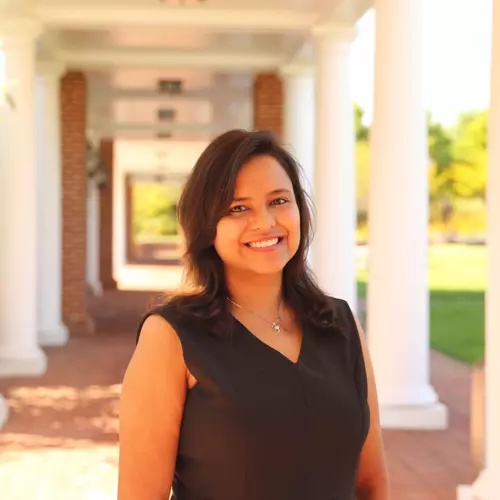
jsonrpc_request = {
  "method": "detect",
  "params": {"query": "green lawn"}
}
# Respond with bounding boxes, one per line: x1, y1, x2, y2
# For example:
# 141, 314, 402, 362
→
357, 244, 486, 365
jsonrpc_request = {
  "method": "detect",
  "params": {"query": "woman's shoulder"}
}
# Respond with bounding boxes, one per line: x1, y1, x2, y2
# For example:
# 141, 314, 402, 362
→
137, 300, 188, 345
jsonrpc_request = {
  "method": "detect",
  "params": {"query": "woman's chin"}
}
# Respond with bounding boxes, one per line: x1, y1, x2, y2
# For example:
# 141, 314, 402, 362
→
242, 260, 289, 277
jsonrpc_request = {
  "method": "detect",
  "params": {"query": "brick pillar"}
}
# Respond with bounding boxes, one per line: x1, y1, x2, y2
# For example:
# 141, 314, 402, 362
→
99, 138, 117, 289
253, 73, 283, 138
60, 71, 95, 336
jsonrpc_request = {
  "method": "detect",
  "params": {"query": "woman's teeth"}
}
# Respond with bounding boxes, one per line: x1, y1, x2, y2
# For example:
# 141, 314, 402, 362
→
247, 238, 280, 248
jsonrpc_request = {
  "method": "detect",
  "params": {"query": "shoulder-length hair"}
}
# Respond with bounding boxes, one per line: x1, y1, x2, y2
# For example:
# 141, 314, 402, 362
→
166, 129, 340, 337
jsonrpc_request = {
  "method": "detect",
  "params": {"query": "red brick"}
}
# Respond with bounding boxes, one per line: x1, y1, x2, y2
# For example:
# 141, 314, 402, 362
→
99, 139, 117, 290
61, 71, 95, 336
253, 73, 283, 138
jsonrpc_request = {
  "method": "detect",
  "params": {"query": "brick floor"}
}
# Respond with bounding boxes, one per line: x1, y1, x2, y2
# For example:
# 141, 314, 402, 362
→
0, 290, 476, 499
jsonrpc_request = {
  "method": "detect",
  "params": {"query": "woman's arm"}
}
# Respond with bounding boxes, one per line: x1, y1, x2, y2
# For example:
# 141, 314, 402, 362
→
354, 315, 390, 500
118, 314, 188, 500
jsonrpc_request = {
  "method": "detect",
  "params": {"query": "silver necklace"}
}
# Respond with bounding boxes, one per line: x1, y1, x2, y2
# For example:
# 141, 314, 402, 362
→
227, 298, 282, 334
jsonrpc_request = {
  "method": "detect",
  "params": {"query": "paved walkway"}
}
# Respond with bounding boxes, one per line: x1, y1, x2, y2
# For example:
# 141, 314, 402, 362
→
0, 290, 476, 499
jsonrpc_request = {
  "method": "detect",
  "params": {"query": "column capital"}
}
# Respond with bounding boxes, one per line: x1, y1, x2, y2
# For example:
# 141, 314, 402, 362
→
310, 23, 358, 43
0, 16, 43, 41
279, 64, 315, 78
0, 16, 42, 44
36, 60, 67, 80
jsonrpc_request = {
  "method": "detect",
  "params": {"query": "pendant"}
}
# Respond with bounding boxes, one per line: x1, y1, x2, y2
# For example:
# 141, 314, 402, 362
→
271, 322, 281, 334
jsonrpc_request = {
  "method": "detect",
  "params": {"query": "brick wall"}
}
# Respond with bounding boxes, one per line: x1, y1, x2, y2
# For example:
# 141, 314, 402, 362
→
99, 138, 117, 289
60, 71, 95, 336
253, 73, 283, 138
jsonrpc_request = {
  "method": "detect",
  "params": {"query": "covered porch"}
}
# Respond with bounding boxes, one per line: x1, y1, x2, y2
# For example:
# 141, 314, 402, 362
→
1, 0, 499, 497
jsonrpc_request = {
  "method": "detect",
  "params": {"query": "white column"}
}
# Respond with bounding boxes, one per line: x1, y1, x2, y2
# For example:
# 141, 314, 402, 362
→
458, 0, 500, 497
87, 178, 103, 296
367, 0, 447, 429
0, 394, 8, 429
280, 65, 315, 266
35, 62, 69, 346
280, 66, 315, 197
311, 25, 357, 313
112, 158, 127, 284
0, 18, 47, 376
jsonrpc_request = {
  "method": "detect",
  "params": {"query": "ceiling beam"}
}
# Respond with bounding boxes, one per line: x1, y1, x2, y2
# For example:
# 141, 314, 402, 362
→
88, 86, 249, 102
88, 121, 224, 135
35, 5, 317, 33
61, 48, 287, 71
324, 0, 373, 24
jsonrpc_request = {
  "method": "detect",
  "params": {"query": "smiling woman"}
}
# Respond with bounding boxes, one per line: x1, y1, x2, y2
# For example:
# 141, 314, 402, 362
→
214, 156, 301, 277
118, 129, 389, 500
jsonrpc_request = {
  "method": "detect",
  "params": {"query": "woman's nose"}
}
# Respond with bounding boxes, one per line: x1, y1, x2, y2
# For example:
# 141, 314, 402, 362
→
249, 206, 276, 231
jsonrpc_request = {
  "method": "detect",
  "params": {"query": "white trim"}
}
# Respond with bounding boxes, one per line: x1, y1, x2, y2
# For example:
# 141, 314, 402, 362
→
0, 17, 42, 41
311, 22, 358, 41
88, 121, 226, 136
279, 64, 315, 77
380, 403, 448, 430
60, 48, 286, 71
0, 348, 47, 377
89, 87, 249, 102
35, 5, 317, 32
39, 324, 69, 347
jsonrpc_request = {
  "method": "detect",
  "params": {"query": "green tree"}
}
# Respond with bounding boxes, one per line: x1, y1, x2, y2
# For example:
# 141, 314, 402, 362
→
428, 113, 454, 176
427, 113, 456, 225
451, 110, 488, 198
133, 182, 181, 240
354, 103, 370, 141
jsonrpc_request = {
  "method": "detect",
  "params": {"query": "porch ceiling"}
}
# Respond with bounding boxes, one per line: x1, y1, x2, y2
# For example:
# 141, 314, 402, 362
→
32, 0, 372, 139
36, 0, 372, 65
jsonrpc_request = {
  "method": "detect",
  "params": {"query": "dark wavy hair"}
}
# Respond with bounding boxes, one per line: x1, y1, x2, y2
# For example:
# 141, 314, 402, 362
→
166, 129, 340, 337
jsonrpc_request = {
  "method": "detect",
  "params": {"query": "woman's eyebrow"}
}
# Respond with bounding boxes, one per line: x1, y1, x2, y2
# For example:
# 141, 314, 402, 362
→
232, 188, 292, 202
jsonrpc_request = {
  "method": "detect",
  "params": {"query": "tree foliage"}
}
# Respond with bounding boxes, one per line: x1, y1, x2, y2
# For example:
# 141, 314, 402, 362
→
133, 182, 181, 240
354, 103, 370, 141
355, 105, 488, 234
428, 111, 488, 201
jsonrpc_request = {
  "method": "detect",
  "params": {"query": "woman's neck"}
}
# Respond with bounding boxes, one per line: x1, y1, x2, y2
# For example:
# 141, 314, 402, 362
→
225, 268, 283, 316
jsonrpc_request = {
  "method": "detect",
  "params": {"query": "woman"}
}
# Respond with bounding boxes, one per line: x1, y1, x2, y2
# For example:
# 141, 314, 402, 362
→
118, 129, 389, 499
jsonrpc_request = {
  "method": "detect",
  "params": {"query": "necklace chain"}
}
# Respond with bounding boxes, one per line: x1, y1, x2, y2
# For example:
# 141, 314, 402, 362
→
227, 298, 282, 334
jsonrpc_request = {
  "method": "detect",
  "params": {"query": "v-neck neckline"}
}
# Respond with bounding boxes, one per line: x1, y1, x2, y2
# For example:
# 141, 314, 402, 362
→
231, 315, 305, 366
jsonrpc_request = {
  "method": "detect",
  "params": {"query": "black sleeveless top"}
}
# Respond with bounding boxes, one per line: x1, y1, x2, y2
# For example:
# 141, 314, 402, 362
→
138, 297, 369, 500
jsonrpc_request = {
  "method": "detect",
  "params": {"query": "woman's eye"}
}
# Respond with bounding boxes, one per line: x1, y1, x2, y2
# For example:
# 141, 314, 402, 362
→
271, 197, 289, 206
229, 205, 246, 213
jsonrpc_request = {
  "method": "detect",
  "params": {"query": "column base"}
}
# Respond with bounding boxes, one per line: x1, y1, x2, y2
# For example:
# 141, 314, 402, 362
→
0, 347, 47, 377
101, 275, 117, 290
65, 314, 96, 337
39, 323, 69, 347
87, 281, 103, 297
0, 394, 8, 429
380, 401, 448, 430
458, 468, 500, 500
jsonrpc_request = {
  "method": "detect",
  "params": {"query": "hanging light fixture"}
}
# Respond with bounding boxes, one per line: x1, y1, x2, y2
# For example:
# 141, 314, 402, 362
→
86, 140, 109, 190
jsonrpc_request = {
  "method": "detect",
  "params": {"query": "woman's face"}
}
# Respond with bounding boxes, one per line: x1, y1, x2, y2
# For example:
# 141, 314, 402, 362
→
214, 155, 301, 276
